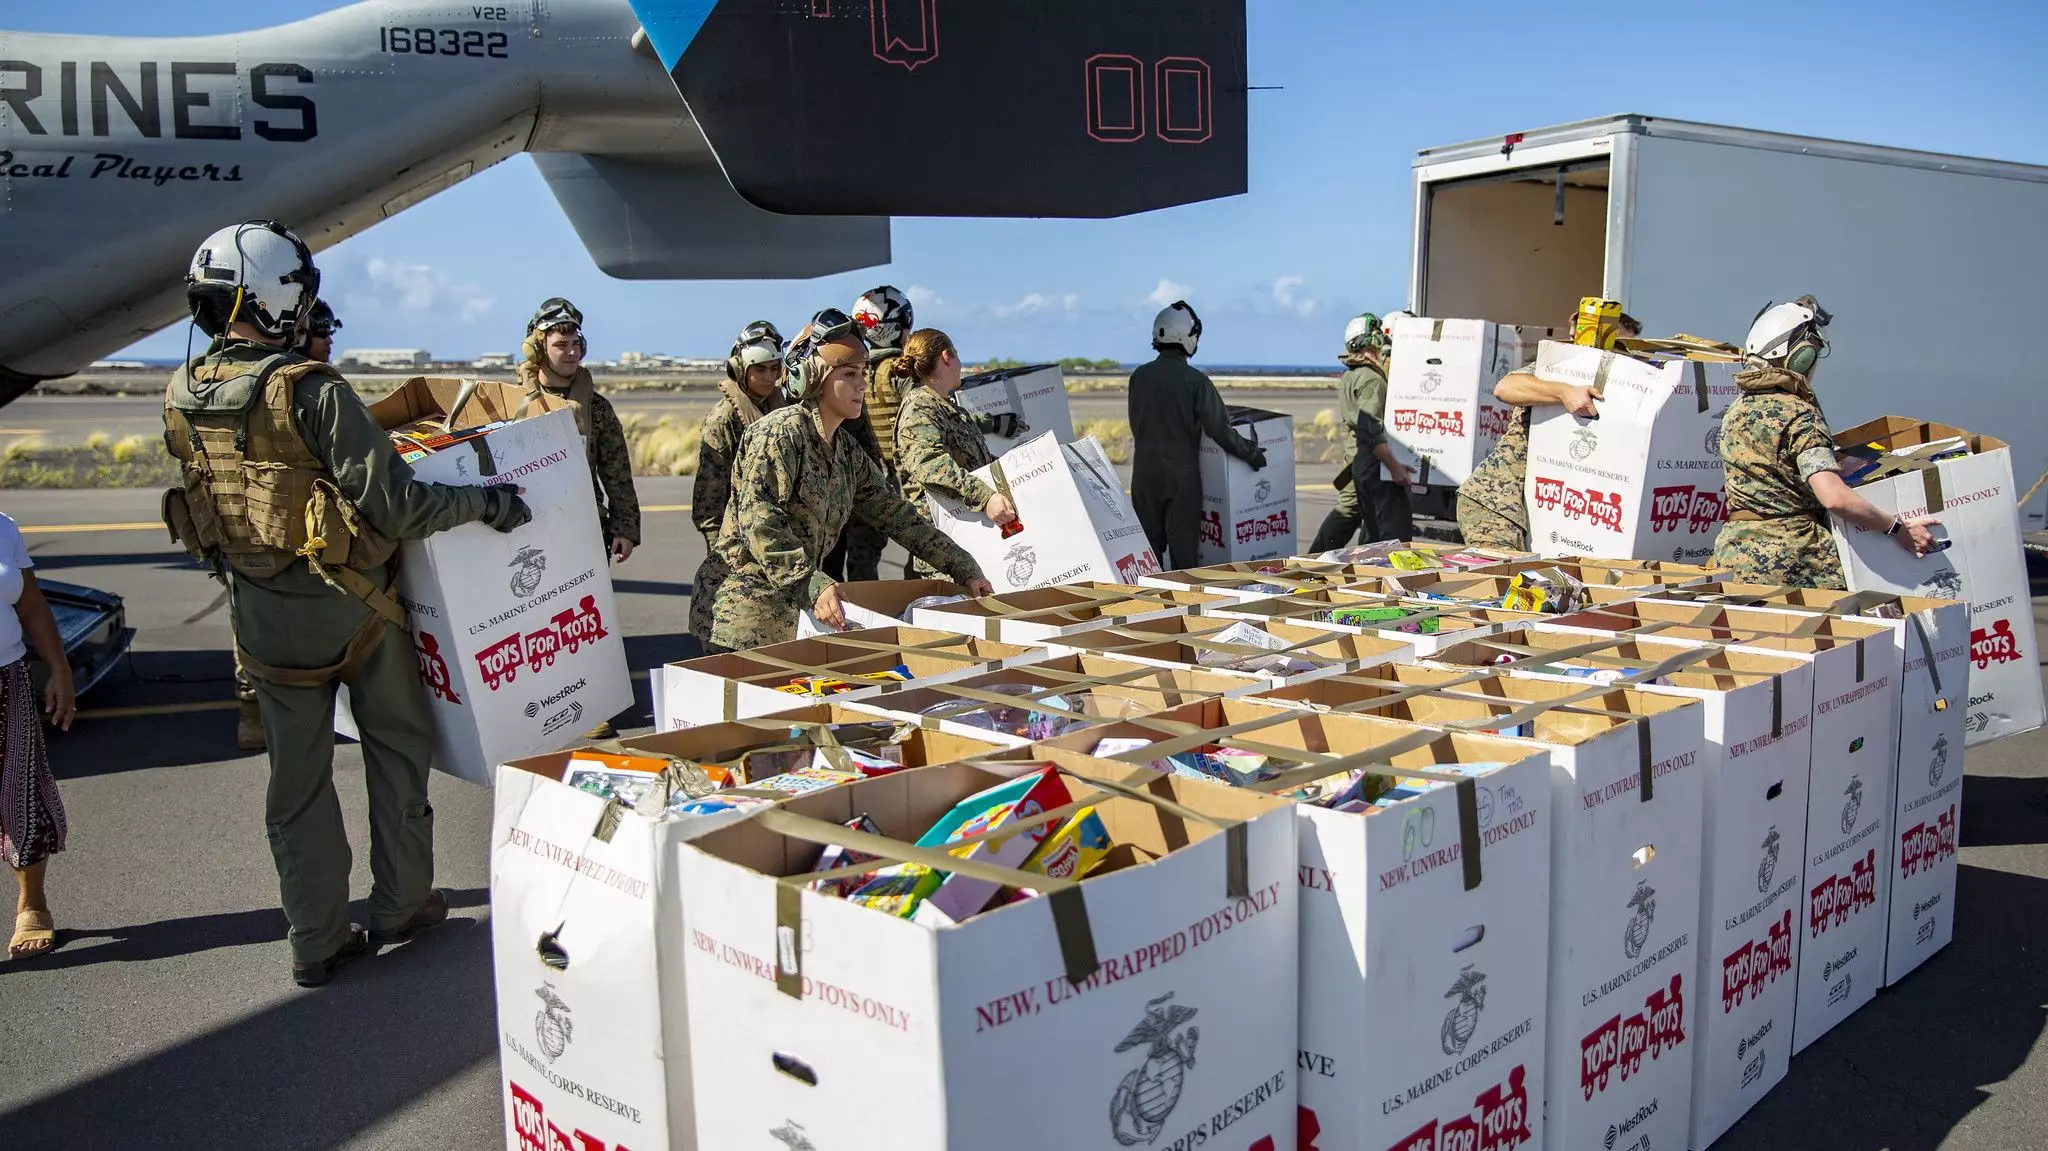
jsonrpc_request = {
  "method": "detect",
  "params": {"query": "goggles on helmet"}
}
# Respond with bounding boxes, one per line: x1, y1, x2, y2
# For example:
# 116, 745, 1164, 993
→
528, 297, 584, 335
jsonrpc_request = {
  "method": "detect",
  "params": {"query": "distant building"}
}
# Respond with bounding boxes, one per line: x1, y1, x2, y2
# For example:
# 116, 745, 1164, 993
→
88, 360, 149, 370
340, 348, 432, 370
472, 352, 516, 371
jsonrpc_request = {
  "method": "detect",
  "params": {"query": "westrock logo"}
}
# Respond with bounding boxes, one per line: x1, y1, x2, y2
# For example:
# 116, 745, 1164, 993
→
1004, 542, 1039, 587
1109, 992, 1200, 1146
770, 1121, 818, 1150
1569, 428, 1599, 462
1624, 881, 1657, 960
1929, 734, 1950, 787
1840, 777, 1864, 836
1441, 966, 1488, 1056
508, 545, 548, 597
1757, 827, 1782, 894
534, 985, 573, 1061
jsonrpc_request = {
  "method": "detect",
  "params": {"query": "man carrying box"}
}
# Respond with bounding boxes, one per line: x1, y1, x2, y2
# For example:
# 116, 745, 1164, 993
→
1309, 312, 1414, 552
1713, 296, 1938, 585
163, 220, 532, 988
1130, 300, 1268, 569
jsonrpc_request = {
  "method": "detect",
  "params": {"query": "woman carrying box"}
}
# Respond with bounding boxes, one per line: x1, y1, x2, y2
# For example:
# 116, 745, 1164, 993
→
889, 329, 1022, 578
708, 312, 994, 652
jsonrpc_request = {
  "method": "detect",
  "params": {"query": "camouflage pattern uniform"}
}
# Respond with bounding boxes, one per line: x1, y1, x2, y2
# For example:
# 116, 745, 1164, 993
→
1457, 408, 1532, 550
1308, 357, 1388, 551
1711, 385, 1845, 589
712, 404, 983, 650
517, 363, 641, 548
689, 381, 789, 644
826, 356, 896, 581
893, 383, 998, 580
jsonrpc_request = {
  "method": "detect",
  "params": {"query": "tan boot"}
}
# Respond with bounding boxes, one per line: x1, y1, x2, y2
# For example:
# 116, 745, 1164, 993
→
236, 698, 267, 751
581, 720, 616, 741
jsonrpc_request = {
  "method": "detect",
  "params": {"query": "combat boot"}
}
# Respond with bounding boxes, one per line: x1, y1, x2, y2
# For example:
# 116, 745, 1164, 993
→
582, 720, 616, 740
236, 698, 266, 751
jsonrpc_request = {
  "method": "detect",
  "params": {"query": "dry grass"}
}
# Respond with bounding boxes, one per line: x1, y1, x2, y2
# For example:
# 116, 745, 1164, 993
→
621, 413, 704, 477
0, 435, 179, 488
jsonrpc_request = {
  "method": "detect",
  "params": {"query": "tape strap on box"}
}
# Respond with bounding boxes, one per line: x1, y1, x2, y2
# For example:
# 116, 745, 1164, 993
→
1908, 612, 1946, 704
1689, 361, 1709, 412
1861, 450, 1949, 514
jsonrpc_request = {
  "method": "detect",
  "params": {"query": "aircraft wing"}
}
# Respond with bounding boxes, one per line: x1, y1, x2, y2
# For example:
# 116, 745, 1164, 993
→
630, 0, 1249, 218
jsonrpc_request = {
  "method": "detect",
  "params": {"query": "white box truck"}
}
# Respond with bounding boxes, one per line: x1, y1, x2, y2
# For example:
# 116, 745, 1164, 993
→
1405, 113, 2048, 533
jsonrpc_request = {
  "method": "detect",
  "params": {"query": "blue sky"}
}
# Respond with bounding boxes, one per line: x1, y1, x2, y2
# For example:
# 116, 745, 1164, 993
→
25, 0, 2048, 365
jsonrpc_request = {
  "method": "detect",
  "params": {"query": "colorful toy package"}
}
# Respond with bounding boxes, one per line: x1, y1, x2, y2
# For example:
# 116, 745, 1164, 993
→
911, 765, 1075, 921
1021, 806, 1113, 881
775, 664, 915, 698
807, 814, 888, 897
1329, 604, 1441, 634
743, 766, 862, 797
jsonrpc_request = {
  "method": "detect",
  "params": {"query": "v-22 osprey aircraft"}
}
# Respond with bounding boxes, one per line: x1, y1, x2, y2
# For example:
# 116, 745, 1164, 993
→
0, 0, 1249, 399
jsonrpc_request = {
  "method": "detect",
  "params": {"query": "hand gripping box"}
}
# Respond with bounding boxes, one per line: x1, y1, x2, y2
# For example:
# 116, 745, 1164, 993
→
1246, 665, 1709, 1151
651, 627, 1048, 731
1209, 589, 1543, 655
1826, 417, 2042, 747
928, 431, 1161, 592
1041, 701, 1552, 1151
797, 579, 972, 639
1197, 406, 1298, 564
346, 377, 631, 786
1381, 316, 1545, 486
954, 364, 1077, 458
1422, 630, 1816, 1148
1522, 344, 1739, 564
673, 761, 1301, 1151
1642, 584, 1971, 986
1042, 615, 1417, 693
905, 583, 1198, 645
1542, 602, 1903, 1053
835, 652, 1269, 749
490, 711, 1023, 1151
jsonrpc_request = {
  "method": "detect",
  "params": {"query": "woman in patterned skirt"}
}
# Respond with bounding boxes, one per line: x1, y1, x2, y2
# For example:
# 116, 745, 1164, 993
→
2, 510, 75, 959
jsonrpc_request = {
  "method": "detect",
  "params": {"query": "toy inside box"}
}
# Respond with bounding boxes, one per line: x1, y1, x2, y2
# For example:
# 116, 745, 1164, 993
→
368, 375, 561, 451
797, 579, 973, 638
1137, 559, 1374, 601
904, 583, 1200, 643
1045, 614, 1415, 683
1211, 588, 1542, 643
837, 653, 1269, 747
1309, 539, 1534, 571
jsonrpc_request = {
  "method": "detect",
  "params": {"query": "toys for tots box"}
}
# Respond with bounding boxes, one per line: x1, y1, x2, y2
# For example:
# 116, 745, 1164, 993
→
798, 579, 970, 639
1522, 344, 1736, 564
954, 364, 1077, 457
350, 377, 630, 786
1826, 417, 2043, 747
673, 761, 1301, 1150
1381, 316, 1540, 486
1196, 406, 1298, 564
928, 431, 1161, 593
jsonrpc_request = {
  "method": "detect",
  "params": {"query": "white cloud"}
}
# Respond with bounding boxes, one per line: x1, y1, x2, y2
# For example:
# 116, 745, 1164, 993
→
1272, 274, 1318, 318
359, 257, 497, 323
1147, 278, 1191, 308
992, 292, 1080, 319
905, 284, 946, 313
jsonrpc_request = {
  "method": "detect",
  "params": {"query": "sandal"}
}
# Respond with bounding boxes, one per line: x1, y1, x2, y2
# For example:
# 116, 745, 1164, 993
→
10, 908, 57, 960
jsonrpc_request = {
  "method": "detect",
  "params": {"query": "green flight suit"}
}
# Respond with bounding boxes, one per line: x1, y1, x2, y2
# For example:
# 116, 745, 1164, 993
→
1127, 350, 1261, 569
165, 339, 492, 964
1308, 358, 1390, 551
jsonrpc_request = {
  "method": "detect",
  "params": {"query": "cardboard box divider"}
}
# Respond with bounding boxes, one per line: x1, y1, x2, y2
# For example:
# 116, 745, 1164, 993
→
675, 758, 1300, 1149
654, 627, 1048, 729
1208, 588, 1545, 651
797, 579, 971, 638
1136, 560, 1377, 600
832, 653, 1270, 750
903, 581, 1220, 644
1041, 614, 1417, 689
1308, 540, 1536, 569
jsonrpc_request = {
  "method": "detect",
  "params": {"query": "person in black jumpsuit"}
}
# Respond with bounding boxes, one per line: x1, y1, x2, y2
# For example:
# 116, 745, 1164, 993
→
1127, 300, 1266, 569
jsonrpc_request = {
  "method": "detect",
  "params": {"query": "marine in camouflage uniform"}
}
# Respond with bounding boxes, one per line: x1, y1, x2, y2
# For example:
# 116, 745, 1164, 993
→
1457, 409, 1533, 550
893, 381, 1000, 579
1711, 368, 1845, 588
690, 377, 789, 645
711, 403, 984, 650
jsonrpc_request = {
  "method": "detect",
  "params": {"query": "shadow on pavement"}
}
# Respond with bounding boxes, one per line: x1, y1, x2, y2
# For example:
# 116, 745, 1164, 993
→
1961, 773, 2048, 849
1717, 860, 2048, 1149
0, 907, 500, 1149
614, 578, 691, 597
23, 550, 201, 574
0, 889, 488, 975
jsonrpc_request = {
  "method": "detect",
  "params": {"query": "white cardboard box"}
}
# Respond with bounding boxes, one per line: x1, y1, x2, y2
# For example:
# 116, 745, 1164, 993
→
906, 584, 1194, 645
344, 379, 631, 786
1381, 317, 1542, 486
1545, 602, 1904, 1054
797, 579, 971, 639
1196, 406, 1298, 564
928, 432, 1161, 592
1209, 590, 1542, 656
1043, 615, 1417, 693
954, 364, 1077, 458
1827, 418, 2043, 747
1639, 585, 1973, 987
1423, 631, 1817, 1148
675, 761, 1302, 1151
656, 627, 1049, 730
1523, 344, 1738, 565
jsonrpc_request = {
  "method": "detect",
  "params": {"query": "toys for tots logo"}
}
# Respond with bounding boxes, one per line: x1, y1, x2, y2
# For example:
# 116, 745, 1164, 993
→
1580, 975, 1686, 1101
475, 595, 609, 692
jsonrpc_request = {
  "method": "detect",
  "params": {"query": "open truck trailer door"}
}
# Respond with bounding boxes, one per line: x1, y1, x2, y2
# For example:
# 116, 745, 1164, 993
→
1407, 114, 2048, 534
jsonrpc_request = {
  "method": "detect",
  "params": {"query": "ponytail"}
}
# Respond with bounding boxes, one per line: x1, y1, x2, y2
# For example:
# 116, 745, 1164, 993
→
893, 328, 956, 385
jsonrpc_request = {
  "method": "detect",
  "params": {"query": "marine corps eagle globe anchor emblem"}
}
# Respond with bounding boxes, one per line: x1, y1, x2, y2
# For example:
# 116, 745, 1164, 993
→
1109, 992, 1200, 1145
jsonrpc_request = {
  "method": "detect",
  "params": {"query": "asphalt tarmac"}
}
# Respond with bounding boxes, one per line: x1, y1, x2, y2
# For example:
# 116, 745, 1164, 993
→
2, 481, 2046, 1150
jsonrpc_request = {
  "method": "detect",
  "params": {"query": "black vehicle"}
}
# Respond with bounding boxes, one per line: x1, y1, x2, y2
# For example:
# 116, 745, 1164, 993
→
26, 578, 136, 703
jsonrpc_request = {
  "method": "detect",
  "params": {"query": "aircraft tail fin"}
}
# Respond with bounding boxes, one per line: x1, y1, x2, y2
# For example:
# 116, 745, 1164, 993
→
534, 152, 891, 279
628, 0, 1248, 218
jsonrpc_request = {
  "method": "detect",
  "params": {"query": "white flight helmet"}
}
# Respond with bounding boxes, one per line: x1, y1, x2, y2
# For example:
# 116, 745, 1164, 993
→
1342, 312, 1389, 356
727, 319, 785, 383
186, 220, 320, 341
1152, 299, 1202, 356
1380, 309, 1412, 342
851, 285, 914, 351
1744, 295, 1832, 374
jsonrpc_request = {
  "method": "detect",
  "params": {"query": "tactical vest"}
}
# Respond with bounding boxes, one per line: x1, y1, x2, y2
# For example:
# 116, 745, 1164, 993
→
518, 362, 596, 439
161, 351, 397, 584
865, 350, 904, 470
